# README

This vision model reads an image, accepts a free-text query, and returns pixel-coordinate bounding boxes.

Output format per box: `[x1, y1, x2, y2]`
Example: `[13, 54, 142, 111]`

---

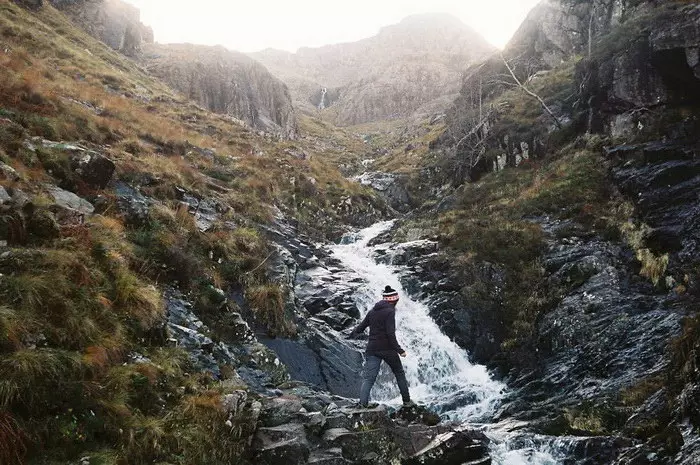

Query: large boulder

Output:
[253, 423, 310, 465]
[72, 151, 115, 189]
[403, 429, 491, 465]
[48, 186, 95, 216]
[357, 172, 412, 213]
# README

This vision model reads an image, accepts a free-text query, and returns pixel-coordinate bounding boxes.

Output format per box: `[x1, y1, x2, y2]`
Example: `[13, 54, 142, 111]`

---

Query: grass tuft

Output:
[246, 283, 296, 337]
[0, 411, 26, 465]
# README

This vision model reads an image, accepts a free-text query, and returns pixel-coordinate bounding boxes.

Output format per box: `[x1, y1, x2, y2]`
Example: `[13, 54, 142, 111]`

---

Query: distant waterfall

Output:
[318, 87, 327, 110]
[331, 221, 563, 464]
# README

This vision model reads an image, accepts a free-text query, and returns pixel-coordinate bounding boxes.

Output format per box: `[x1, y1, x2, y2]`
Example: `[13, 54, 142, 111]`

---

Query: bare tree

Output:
[445, 67, 504, 176]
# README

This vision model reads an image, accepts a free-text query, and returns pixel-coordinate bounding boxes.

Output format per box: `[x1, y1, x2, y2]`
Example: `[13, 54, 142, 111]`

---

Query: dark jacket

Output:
[350, 300, 404, 354]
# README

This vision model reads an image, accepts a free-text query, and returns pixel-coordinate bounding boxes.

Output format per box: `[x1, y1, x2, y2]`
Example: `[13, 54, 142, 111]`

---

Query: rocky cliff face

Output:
[142, 43, 298, 138]
[50, 0, 153, 56]
[252, 14, 495, 125]
[438, 0, 700, 184]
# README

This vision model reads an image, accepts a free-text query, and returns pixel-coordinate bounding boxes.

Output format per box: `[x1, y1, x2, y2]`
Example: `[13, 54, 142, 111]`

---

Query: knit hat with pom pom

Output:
[382, 286, 399, 302]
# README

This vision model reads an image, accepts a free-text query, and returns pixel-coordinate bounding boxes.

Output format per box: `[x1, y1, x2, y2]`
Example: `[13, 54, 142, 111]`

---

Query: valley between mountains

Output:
[1, 0, 700, 464]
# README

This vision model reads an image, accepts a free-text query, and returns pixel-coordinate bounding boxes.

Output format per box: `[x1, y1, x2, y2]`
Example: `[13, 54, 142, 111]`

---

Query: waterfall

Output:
[331, 221, 563, 465]
[318, 87, 327, 110]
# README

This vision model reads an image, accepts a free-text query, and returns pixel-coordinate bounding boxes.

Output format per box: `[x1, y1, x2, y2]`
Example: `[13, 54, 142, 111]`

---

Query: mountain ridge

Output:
[251, 13, 496, 125]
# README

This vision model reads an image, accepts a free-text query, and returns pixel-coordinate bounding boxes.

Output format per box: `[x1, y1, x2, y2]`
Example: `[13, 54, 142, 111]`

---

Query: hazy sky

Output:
[128, 0, 541, 53]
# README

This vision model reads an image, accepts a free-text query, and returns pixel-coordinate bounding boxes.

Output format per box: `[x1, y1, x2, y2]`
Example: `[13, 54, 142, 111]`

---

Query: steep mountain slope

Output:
[0, 1, 392, 463]
[21, 0, 300, 138]
[252, 13, 495, 125]
[141, 43, 298, 138]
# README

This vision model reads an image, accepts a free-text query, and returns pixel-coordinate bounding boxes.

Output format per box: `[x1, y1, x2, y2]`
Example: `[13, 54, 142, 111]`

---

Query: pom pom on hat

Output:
[382, 285, 399, 302]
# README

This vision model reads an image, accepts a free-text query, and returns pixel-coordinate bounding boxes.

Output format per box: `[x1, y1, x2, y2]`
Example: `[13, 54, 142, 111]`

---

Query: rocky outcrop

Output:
[438, 1, 700, 184]
[605, 142, 700, 281]
[252, 14, 495, 125]
[356, 172, 412, 213]
[506, 0, 630, 69]
[142, 43, 297, 138]
[50, 0, 153, 56]
[502, 218, 684, 427]
[581, 2, 700, 139]
[259, 216, 367, 398]
[252, 386, 492, 465]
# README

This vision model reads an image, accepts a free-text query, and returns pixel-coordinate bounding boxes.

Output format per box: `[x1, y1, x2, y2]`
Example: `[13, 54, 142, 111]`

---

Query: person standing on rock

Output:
[349, 285, 414, 408]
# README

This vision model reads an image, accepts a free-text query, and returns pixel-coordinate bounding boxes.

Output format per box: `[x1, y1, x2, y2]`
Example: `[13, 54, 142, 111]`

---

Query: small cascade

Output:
[331, 221, 564, 464]
[318, 87, 327, 110]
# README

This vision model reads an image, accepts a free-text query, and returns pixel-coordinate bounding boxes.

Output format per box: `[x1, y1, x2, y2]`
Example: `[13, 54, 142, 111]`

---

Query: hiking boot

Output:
[402, 400, 416, 408]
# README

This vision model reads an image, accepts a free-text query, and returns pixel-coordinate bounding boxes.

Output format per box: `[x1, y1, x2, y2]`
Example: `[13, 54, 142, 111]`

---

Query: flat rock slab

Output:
[402, 430, 490, 465]
[325, 406, 392, 430]
[253, 438, 310, 465]
[308, 448, 351, 465]
[48, 186, 94, 215]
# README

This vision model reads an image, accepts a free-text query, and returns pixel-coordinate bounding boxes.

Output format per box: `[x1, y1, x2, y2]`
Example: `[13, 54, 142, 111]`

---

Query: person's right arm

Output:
[349, 312, 370, 338]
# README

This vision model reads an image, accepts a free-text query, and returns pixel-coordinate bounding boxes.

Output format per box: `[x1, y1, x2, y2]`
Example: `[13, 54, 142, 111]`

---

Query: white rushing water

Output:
[331, 221, 562, 465]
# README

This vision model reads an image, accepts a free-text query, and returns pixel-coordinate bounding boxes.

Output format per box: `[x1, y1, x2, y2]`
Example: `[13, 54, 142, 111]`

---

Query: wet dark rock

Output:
[305, 297, 332, 315]
[73, 152, 115, 189]
[308, 449, 350, 465]
[249, 383, 490, 465]
[402, 429, 490, 465]
[324, 405, 394, 431]
[374, 240, 439, 267]
[623, 388, 669, 437]
[606, 142, 700, 278]
[383, 241, 506, 363]
[259, 216, 373, 398]
[392, 404, 441, 427]
[165, 290, 288, 387]
[502, 218, 684, 429]
[114, 182, 152, 226]
[315, 310, 356, 331]
[357, 172, 411, 213]
[260, 396, 306, 427]
[262, 337, 328, 390]
[326, 428, 399, 461]
[253, 423, 310, 465]
[303, 321, 364, 398]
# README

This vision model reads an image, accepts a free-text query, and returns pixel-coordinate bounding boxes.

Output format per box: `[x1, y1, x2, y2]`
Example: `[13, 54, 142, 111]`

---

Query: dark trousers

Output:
[360, 351, 410, 405]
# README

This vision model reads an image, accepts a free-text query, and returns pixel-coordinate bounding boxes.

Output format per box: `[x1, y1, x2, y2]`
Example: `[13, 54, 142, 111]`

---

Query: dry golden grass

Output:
[0, 2, 385, 462]
[246, 283, 296, 337]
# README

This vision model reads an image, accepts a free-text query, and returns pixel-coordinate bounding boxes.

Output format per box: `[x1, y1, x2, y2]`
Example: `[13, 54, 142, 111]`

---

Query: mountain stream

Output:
[331, 221, 565, 464]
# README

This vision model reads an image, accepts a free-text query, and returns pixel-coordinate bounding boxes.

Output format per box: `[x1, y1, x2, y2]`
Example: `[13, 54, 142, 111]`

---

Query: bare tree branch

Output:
[500, 53, 563, 129]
